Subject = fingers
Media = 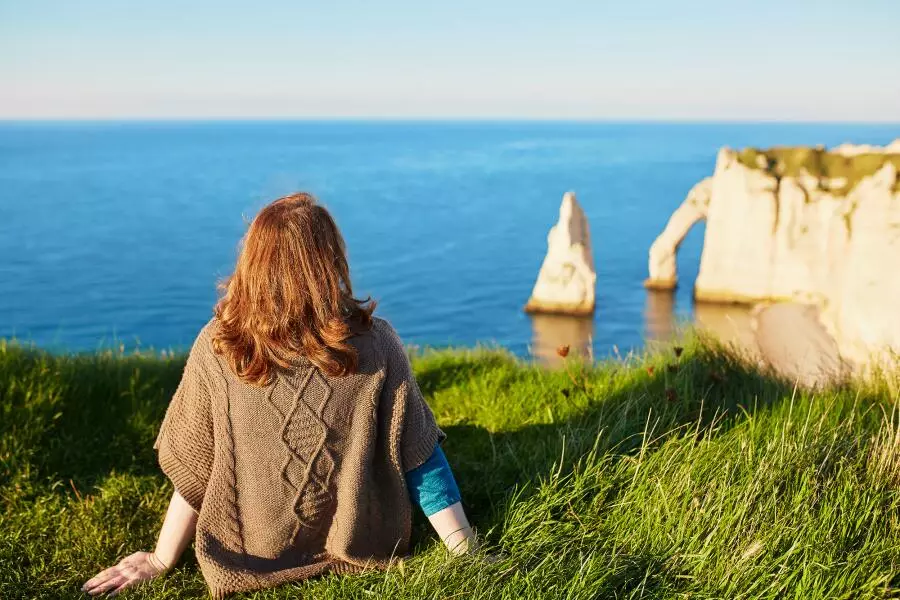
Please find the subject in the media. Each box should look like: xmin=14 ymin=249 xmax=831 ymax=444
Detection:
xmin=108 ymin=576 xmax=139 ymax=597
xmin=86 ymin=574 xmax=127 ymax=596
xmin=82 ymin=566 xmax=120 ymax=593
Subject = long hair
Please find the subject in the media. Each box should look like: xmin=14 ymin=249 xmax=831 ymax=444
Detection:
xmin=212 ymin=193 xmax=374 ymax=385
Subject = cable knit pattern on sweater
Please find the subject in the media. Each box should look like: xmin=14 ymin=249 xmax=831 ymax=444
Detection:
xmin=153 ymin=317 xmax=444 ymax=598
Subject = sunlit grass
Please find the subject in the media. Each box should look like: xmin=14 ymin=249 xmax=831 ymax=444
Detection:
xmin=1 ymin=336 xmax=899 ymax=599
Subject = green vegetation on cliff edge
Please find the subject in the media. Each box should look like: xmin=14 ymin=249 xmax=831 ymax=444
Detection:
xmin=2 ymin=337 xmax=899 ymax=599
xmin=737 ymin=146 xmax=900 ymax=196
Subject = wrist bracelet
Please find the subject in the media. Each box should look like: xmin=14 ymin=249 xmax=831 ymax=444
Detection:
xmin=442 ymin=525 xmax=472 ymax=543
xmin=148 ymin=552 xmax=170 ymax=573
xmin=443 ymin=526 xmax=475 ymax=553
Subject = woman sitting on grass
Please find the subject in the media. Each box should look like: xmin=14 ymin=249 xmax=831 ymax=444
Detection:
xmin=83 ymin=193 xmax=476 ymax=598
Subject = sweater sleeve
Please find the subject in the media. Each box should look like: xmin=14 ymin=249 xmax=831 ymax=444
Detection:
xmin=405 ymin=445 xmax=462 ymax=517
xmin=153 ymin=330 xmax=215 ymax=513
xmin=400 ymin=368 xmax=446 ymax=472
xmin=378 ymin=319 xmax=446 ymax=472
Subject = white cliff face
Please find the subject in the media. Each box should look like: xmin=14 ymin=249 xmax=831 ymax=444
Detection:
xmin=647 ymin=140 xmax=900 ymax=371
xmin=694 ymin=148 xmax=838 ymax=303
xmin=525 ymin=192 xmax=596 ymax=316
xmin=818 ymin=161 xmax=900 ymax=368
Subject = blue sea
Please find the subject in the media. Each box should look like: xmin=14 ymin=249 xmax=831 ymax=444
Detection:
xmin=1 ymin=121 xmax=897 ymax=358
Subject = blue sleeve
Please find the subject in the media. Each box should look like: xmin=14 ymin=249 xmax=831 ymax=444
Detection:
xmin=405 ymin=445 xmax=462 ymax=517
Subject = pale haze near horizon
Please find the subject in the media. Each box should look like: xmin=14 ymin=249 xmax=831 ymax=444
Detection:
xmin=1 ymin=0 xmax=898 ymax=121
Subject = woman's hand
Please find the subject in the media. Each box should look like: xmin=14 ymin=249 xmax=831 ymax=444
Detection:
xmin=81 ymin=551 xmax=168 ymax=597
xmin=81 ymin=491 xmax=198 ymax=596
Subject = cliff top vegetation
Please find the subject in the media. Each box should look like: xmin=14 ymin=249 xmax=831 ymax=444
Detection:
xmin=736 ymin=146 xmax=900 ymax=195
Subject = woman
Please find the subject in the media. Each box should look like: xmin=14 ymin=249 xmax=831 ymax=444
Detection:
xmin=82 ymin=193 xmax=476 ymax=598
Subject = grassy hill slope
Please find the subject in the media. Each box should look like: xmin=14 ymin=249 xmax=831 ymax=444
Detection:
xmin=1 ymin=338 xmax=899 ymax=599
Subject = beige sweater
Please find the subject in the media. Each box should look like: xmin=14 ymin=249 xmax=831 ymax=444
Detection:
xmin=154 ymin=317 xmax=444 ymax=598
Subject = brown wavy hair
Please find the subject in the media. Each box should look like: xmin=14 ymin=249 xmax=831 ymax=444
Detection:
xmin=212 ymin=193 xmax=375 ymax=385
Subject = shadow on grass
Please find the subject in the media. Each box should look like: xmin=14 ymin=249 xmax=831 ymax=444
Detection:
xmin=407 ymin=344 xmax=802 ymax=550
xmin=443 ymin=352 xmax=799 ymax=518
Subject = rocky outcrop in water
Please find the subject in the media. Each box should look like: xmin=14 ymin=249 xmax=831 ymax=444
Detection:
xmin=647 ymin=140 xmax=900 ymax=370
xmin=525 ymin=191 xmax=596 ymax=316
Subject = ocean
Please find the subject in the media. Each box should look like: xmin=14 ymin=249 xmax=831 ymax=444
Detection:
xmin=1 ymin=120 xmax=897 ymax=358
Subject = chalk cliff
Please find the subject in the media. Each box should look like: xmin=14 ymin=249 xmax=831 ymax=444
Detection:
xmin=525 ymin=191 xmax=596 ymax=316
xmin=646 ymin=140 xmax=900 ymax=368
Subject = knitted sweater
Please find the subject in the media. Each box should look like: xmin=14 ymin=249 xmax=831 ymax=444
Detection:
xmin=153 ymin=317 xmax=444 ymax=598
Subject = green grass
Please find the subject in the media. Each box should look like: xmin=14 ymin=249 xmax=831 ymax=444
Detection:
xmin=2 ymin=336 xmax=900 ymax=599
xmin=735 ymin=146 xmax=900 ymax=196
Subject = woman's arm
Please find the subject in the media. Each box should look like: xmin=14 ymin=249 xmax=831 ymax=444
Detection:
xmin=405 ymin=446 xmax=477 ymax=555
xmin=82 ymin=490 xmax=198 ymax=596
xmin=150 ymin=489 xmax=198 ymax=569
xmin=427 ymin=501 xmax=478 ymax=555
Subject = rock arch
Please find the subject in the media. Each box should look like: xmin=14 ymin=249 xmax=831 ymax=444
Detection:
xmin=644 ymin=177 xmax=712 ymax=290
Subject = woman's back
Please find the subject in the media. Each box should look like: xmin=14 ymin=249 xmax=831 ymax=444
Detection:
xmin=155 ymin=317 xmax=442 ymax=598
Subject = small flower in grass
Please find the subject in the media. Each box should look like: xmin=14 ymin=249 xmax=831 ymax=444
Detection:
xmin=667 ymin=364 xmax=679 ymax=373
xmin=665 ymin=387 xmax=677 ymax=402
xmin=647 ymin=366 xmax=655 ymax=376
xmin=674 ymin=346 xmax=684 ymax=358
xmin=561 ymin=388 xmax=570 ymax=398
xmin=556 ymin=345 xmax=570 ymax=358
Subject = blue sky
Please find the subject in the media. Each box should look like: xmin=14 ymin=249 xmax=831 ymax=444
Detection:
xmin=1 ymin=0 xmax=898 ymax=120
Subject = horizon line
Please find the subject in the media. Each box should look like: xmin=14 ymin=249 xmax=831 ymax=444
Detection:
xmin=1 ymin=116 xmax=899 ymax=126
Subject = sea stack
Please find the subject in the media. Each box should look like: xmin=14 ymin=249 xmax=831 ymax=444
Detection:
xmin=525 ymin=191 xmax=596 ymax=316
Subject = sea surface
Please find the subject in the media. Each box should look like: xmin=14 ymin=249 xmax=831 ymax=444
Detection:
xmin=1 ymin=121 xmax=897 ymax=358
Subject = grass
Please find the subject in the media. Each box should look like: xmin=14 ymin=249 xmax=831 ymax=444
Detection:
xmin=735 ymin=146 xmax=900 ymax=196
xmin=2 ymin=336 xmax=900 ymax=599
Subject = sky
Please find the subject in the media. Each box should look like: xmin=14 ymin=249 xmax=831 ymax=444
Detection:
xmin=1 ymin=0 xmax=898 ymax=121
